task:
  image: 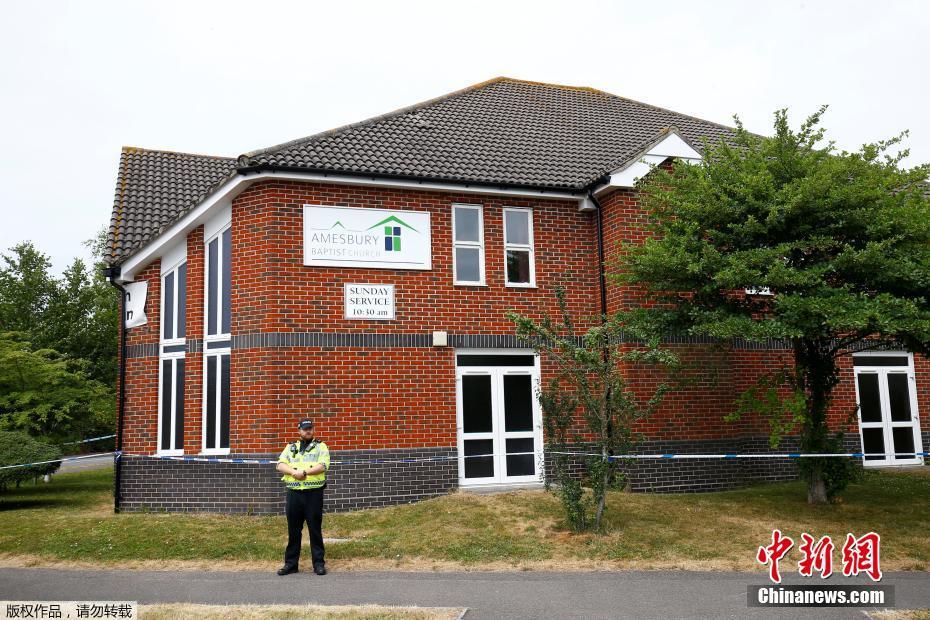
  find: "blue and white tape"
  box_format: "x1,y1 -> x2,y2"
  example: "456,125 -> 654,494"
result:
0,452 -> 119,471
60,434 -> 116,445
0,448 -> 926,472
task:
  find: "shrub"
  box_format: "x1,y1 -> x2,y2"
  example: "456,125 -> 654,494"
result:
0,430 -> 61,490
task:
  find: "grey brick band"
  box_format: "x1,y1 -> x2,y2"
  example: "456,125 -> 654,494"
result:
118,446 -> 457,515
124,332 -> 822,358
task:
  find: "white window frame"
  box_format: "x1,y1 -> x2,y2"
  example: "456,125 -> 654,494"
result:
503,207 -> 535,287
852,351 -> 924,468
204,223 -> 231,342
158,259 -> 187,456
156,353 -> 185,456
455,349 -> 543,487
202,223 -> 231,455
201,346 -> 231,456
452,204 -> 485,286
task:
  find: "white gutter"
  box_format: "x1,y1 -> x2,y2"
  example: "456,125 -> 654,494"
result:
116,169 -> 587,282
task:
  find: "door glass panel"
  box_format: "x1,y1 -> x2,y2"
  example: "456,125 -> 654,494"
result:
857,374 -> 882,423
457,355 -> 535,367
892,427 -> 916,459
464,439 -> 494,478
887,373 -> 912,422
462,375 -> 492,433
504,375 -> 533,432
506,437 -> 535,477
853,356 -> 908,367
861,428 -> 886,461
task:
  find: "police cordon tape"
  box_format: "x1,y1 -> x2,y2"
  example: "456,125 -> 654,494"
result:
60,434 -> 116,445
0,452 -> 120,470
1,448 -> 928,472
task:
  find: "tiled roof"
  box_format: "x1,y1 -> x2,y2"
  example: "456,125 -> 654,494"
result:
109,148 -> 235,263
240,77 -> 737,190
108,77 -> 740,264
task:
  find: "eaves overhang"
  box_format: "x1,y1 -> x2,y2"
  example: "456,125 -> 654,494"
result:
115,168 -> 592,283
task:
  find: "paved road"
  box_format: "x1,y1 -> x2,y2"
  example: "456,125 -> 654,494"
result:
1,568 -> 927,619
57,453 -> 113,473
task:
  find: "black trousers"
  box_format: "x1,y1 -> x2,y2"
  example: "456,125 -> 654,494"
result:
283,487 -> 325,568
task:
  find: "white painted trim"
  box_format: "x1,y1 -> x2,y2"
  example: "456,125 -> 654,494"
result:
199,448 -> 231,456
204,203 -> 232,241
117,170 -> 586,282
595,131 -> 703,192
160,239 -> 187,275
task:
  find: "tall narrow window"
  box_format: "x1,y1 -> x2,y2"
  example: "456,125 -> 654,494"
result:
452,204 -> 484,285
204,225 -> 231,453
503,208 -> 534,286
206,227 -> 231,337
159,261 -> 186,454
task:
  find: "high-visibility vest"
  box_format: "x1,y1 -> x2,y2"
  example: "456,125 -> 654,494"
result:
278,440 -> 330,490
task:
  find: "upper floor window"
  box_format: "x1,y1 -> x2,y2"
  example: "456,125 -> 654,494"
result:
206,227 -> 231,337
453,204 -> 485,285
162,262 -> 187,341
204,225 -> 231,454
503,208 -> 535,286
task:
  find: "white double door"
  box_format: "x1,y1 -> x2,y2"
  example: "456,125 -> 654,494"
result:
854,353 -> 924,466
455,352 -> 543,485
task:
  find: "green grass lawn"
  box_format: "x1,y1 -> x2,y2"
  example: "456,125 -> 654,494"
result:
1,466 -> 928,571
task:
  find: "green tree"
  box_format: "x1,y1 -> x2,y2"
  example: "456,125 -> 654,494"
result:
0,333 -> 114,443
0,230 -> 118,387
616,107 -> 930,503
42,230 -> 119,384
508,288 -> 676,531
0,242 -> 56,336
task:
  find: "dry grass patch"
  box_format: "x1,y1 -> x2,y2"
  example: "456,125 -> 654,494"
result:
140,604 -> 463,620
1,467 -> 928,572
867,611 -> 930,620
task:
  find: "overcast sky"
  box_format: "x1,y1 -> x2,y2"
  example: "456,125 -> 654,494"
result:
1,0 -> 927,274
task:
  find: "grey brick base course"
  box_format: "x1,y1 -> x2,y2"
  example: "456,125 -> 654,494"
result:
544,434 -> 868,494
118,433 -> 918,514
118,447 -> 456,515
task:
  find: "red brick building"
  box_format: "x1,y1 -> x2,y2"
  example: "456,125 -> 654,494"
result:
106,78 -> 927,513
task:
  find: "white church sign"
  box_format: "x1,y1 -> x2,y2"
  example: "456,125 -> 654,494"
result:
304,205 -> 431,270
344,283 -> 395,320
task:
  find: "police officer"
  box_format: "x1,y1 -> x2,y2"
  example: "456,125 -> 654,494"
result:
276,417 -> 330,576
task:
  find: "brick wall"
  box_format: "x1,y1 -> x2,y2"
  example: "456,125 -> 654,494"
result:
119,447 -> 456,514
114,177 -> 928,514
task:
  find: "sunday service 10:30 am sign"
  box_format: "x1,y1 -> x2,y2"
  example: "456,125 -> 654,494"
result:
303,205 -> 432,269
